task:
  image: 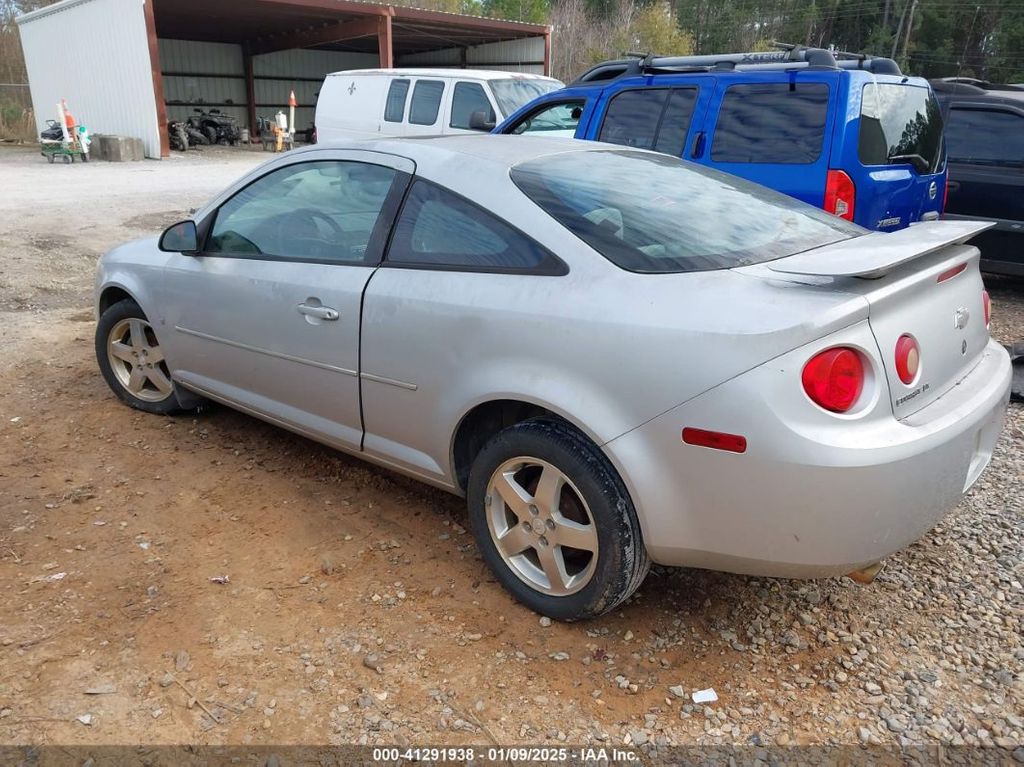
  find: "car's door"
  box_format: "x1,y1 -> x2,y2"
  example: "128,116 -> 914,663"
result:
943,102 -> 1024,222
942,101 -> 1024,272
497,90 -> 597,138
588,77 -> 716,160
157,150 -> 412,450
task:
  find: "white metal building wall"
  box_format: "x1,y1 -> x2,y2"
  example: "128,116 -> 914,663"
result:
17,0 -> 162,157
397,37 -> 546,74
160,39 -> 376,129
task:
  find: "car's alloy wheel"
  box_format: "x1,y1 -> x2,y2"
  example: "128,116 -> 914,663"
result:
96,299 -> 195,415
468,418 -> 650,621
106,317 -> 173,403
485,456 -> 599,596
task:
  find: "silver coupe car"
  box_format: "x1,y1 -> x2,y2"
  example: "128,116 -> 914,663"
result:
95,136 -> 1012,620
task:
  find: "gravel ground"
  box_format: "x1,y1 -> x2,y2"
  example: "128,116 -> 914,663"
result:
0,145 -> 1021,756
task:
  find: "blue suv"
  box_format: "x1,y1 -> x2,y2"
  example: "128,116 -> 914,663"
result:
495,47 -> 947,232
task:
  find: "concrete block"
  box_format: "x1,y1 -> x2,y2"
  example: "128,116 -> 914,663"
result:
92,134 -> 144,162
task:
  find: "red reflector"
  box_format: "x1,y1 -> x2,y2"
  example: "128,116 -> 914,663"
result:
682,427 -> 747,454
894,334 -> 920,385
802,347 -> 864,413
824,169 -> 856,221
937,263 -> 967,283
982,289 -> 991,327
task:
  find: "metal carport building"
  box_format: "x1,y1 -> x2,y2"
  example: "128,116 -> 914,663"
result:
16,0 -> 551,158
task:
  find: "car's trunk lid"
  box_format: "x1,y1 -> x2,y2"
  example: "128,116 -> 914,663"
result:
756,220 -> 994,417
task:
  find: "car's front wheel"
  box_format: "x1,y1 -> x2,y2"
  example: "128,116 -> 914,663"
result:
467,419 -> 650,621
96,299 -> 186,415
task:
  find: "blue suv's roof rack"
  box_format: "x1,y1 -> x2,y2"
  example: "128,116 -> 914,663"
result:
574,45 -> 902,84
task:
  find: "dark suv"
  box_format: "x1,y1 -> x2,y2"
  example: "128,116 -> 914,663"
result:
932,78 -> 1024,276
497,47 -> 948,232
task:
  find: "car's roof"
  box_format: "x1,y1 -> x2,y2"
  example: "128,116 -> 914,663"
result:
308,134 -> 600,170
325,68 -> 559,82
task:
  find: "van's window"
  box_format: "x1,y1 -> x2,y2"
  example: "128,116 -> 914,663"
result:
451,82 -> 494,130
859,84 -> 944,173
944,107 -> 1022,166
207,161 -> 398,264
512,149 -> 863,274
387,180 -> 561,273
508,100 -> 584,136
384,79 -> 410,123
598,88 -> 697,156
409,80 -> 445,126
711,83 -> 829,164
489,78 -> 562,117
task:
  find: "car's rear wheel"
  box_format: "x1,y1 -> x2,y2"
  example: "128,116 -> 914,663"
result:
467,419 -> 649,621
96,299 -> 186,414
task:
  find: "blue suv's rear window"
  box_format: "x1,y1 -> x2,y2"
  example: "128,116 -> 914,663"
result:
711,83 -> 829,164
858,84 -> 944,173
511,149 -> 864,274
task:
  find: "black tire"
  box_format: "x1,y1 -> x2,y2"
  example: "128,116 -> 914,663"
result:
467,418 -> 650,621
204,126 -> 218,145
95,299 -> 197,415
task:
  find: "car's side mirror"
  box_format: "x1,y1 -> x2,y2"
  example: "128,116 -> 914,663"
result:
469,110 -> 496,132
159,220 -> 199,253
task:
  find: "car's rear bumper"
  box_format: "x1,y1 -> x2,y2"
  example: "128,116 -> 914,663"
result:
606,337 -> 1012,577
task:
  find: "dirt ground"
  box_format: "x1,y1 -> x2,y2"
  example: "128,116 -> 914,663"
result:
1,144 -> 1021,753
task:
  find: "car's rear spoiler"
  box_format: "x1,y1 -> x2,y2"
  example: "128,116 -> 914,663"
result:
767,220 -> 995,279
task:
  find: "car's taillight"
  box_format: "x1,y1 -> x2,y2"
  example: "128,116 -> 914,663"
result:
802,347 -> 864,413
982,289 -> 991,328
894,334 -> 920,385
824,169 -> 856,222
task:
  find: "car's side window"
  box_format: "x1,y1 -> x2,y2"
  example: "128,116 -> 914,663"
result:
451,82 -> 494,129
598,88 -> 697,156
946,107 -> 1024,166
385,179 -> 565,274
711,82 -> 829,164
384,79 -> 410,123
409,80 -> 445,126
205,161 -> 399,264
508,100 -> 585,136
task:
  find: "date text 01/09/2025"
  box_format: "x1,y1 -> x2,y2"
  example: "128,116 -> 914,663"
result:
370,746 -> 640,762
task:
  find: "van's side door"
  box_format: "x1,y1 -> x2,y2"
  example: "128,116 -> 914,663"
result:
380,76 -> 412,137
587,76 -> 717,161
695,73 -> 837,208
404,78 -> 448,136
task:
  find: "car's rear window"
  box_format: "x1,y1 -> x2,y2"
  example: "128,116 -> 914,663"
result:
858,83 -> 944,173
511,150 -> 864,274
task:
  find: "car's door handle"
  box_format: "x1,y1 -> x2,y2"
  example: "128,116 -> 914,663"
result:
297,302 -> 339,321
690,131 -> 706,159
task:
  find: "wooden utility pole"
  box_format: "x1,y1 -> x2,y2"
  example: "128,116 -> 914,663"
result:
901,0 -> 918,64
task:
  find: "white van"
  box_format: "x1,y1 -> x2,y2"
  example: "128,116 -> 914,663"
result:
315,69 -> 563,143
